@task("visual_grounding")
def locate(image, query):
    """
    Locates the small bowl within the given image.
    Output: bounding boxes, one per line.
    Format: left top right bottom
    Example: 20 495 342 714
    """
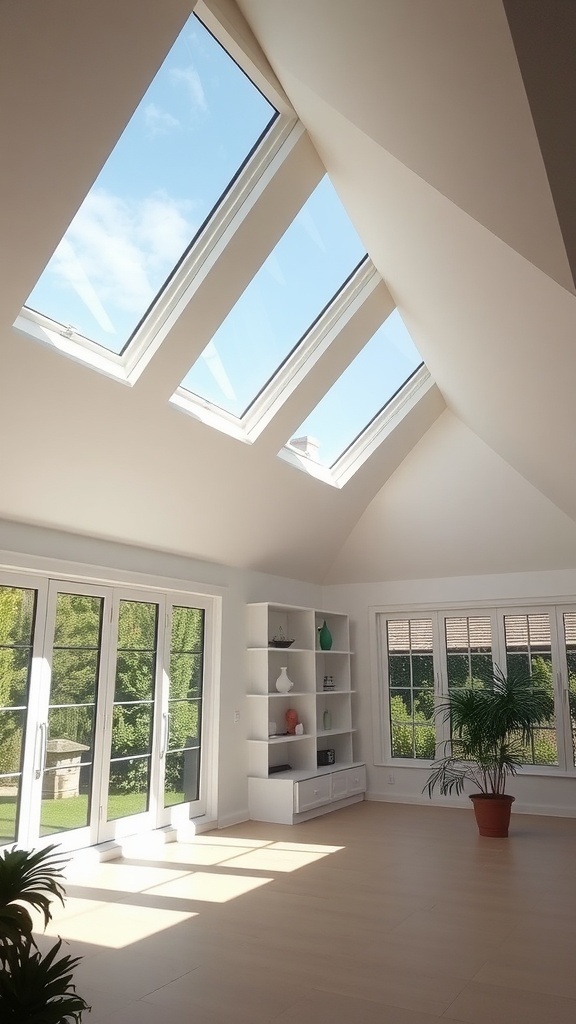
269 639 295 648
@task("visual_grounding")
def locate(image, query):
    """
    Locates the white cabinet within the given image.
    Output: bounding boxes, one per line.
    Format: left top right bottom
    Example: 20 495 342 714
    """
247 603 365 823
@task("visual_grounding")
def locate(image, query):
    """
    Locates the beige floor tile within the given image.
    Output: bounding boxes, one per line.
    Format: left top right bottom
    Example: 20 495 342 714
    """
274 987 442 1024
88 1000 181 1024
442 980 576 1023
75 945 192 1000
25 804 576 1024
473 938 576 1000
145 868 274 903
142 962 309 1023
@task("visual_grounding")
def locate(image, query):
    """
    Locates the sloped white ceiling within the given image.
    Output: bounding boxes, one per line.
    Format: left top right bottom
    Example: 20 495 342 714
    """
237 0 576 538
1 0 576 586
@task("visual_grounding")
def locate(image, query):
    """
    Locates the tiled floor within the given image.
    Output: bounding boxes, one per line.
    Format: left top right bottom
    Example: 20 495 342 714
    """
33 802 576 1023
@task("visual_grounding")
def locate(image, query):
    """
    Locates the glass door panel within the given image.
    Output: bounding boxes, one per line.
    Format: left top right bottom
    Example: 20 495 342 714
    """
40 593 104 837
0 586 37 845
106 600 159 823
164 605 205 808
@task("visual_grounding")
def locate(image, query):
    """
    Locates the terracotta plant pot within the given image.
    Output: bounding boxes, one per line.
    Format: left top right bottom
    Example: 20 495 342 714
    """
469 794 515 837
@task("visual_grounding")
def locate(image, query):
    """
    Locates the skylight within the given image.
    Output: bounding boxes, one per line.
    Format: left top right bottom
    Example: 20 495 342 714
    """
289 309 423 467
24 14 277 355
179 175 366 417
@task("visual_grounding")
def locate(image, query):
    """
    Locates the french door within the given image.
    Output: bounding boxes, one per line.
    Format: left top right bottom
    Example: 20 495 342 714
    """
0 574 211 852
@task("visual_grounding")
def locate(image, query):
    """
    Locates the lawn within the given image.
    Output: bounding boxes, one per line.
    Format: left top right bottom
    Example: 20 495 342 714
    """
0 791 184 844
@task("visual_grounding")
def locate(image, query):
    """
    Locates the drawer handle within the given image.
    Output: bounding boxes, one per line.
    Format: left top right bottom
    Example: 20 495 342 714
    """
313 789 319 795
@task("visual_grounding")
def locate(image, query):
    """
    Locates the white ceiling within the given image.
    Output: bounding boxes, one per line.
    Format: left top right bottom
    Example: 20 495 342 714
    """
1 0 575 584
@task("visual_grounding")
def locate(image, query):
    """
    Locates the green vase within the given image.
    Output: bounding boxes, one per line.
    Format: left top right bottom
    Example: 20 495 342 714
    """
318 620 333 651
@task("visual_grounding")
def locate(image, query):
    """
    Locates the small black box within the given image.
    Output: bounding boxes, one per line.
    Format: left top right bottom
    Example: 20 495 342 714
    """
317 749 335 766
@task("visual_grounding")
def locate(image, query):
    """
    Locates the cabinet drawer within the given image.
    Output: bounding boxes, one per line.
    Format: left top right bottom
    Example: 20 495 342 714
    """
332 766 366 800
331 770 350 800
345 765 366 795
294 775 332 813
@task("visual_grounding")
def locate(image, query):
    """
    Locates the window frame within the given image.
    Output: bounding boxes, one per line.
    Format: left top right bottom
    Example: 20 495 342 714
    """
372 602 573 775
13 3 298 387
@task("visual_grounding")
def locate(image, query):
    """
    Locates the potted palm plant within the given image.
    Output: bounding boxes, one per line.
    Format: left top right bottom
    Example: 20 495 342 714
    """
0 844 90 1022
423 665 554 837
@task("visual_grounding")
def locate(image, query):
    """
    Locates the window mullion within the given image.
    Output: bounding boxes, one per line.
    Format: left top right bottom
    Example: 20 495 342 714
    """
553 608 574 773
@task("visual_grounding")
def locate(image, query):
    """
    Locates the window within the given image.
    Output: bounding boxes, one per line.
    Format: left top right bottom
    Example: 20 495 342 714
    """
561 612 576 766
503 614 557 765
165 605 205 808
377 605 574 772
0 571 215 853
445 616 492 691
0 586 37 845
179 175 366 416
22 12 278 355
387 618 435 759
288 308 423 468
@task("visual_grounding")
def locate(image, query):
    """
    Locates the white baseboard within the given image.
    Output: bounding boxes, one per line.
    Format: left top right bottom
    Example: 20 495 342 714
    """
217 809 250 828
366 791 576 818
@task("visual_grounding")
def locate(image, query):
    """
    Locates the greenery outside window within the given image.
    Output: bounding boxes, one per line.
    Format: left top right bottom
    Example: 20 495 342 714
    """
378 605 573 772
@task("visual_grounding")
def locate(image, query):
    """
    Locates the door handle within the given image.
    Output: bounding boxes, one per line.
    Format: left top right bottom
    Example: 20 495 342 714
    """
160 712 169 758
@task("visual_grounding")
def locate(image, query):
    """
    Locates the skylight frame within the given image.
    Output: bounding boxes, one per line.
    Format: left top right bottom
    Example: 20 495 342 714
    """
279 363 434 488
170 257 379 443
14 3 298 386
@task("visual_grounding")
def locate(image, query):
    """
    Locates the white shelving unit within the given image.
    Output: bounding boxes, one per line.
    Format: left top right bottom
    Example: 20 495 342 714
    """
247 602 366 823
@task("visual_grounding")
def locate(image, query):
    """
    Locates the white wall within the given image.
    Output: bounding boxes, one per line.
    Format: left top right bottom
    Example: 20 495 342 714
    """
0 517 322 828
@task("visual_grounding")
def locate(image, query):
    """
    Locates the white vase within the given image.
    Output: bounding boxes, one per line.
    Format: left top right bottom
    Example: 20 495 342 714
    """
275 666 293 693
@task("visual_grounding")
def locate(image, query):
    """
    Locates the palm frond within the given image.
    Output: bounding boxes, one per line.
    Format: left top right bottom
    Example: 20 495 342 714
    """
0 938 90 1023
424 663 554 798
0 845 67 936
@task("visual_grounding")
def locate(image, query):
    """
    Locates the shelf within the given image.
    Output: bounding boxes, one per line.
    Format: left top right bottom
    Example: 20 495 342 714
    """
317 728 356 738
247 603 361 821
316 689 355 695
248 734 312 745
248 646 311 653
251 761 365 783
247 691 311 698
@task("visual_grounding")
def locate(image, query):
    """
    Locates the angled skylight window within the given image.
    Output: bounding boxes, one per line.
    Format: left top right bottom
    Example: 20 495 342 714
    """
179 175 366 417
24 14 277 355
289 309 423 467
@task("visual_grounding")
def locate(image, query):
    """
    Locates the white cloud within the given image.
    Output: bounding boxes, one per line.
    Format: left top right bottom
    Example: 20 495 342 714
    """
49 188 195 326
143 102 180 135
52 237 115 334
170 66 207 112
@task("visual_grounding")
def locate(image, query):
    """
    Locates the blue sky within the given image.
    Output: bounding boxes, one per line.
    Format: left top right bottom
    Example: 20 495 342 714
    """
26 15 275 351
25 11 424 470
